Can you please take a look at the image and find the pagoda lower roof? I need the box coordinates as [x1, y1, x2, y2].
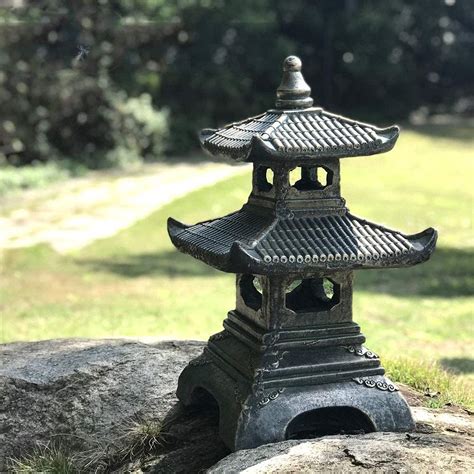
[168, 208, 437, 275]
[199, 108, 399, 162]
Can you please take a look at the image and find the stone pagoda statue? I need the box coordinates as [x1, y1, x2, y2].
[168, 55, 437, 451]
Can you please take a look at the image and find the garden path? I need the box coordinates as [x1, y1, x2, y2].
[0, 161, 249, 253]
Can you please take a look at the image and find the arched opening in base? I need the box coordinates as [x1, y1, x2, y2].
[189, 387, 220, 410]
[285, 407, 375, 440]
[187, 386, 221, 429]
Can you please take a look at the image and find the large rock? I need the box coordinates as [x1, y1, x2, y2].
[0, 338, 228, 472]
[209, 432, 473, 473]
[0, 338, 472, 473]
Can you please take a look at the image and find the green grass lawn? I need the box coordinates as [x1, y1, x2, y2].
[1, 125, 473, 408]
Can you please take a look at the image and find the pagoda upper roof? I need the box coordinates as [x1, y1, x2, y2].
[200, 109, 399, 162]
[199, 56, 399, 162]
[168, 208, 437, 275]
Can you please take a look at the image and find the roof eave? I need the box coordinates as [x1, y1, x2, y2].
[403, 226, 438, 265]
[167, 216, 234, 272]
[167, 216, 189, 238]
[200, 128, 252, 162]
[234, 225, 438, 275]
[168, 218, 437, 275]
[248, 127, 400, 162]
[199, 114, 400, 163]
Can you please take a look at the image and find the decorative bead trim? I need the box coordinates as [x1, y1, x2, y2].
[346, 345, 379, 359]
[257, 388, 284, 408]
[353, 377, 398, 392]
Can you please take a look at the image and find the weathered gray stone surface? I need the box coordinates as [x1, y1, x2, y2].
[1, 338, 472, 473]
[208, 431, 473, 473]
[0, 338, 228, 472]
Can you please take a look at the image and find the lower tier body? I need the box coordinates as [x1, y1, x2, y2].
[177, 320, 415, 451]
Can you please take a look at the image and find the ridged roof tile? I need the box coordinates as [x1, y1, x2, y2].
[168, 210, 436, 274]
[200, 109, 398, 162]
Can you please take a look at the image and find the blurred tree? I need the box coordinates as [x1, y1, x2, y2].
[151, 0, 294, 152]
[271, 0, 474, 119]
[0, 0, 169, 167]
[153, 0, 473, 152]
[0, 0, 472, 164]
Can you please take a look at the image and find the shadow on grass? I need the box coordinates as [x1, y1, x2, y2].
[406, 123, 474, 142]
[351, 247, 472, 298]
[81, 249, 220, 278]
[82, 247, 472, 298]
[440, 358, 474, 375]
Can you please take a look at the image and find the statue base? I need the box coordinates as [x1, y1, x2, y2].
[176, 323, 415, 451]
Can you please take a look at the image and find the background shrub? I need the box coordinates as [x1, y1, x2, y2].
[0, 0, 472, 167]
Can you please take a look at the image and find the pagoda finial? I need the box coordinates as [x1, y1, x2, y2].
[275, 55, 314, 109]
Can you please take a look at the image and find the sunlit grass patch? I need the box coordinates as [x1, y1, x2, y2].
[9, 443, 77, 474]
[385, 358, 474, 410]
[112, 417, 170, 466]
[2, 126, 473, 408]
[8, 417, 171, 474]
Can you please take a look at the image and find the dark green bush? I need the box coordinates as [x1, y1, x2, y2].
[0, 2, 168, 169]
[0, 0, 472, 167]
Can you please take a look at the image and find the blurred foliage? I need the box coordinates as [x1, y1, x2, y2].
[0, 0, 169, 168]
[0, 161, 70, 195]
[0, 0, 473, 164]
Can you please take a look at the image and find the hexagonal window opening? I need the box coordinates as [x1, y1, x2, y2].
[285, 277, 340, 312]
[289, 166, 333, 191]
[240, 274, 263, 311]
[256, 166, 274, 192]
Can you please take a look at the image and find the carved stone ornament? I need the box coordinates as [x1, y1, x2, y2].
[346, 345, 379, 359]
[257, 388, 285, 408]
[169, 55, 437, 451]
[353, 377, 399, 392]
